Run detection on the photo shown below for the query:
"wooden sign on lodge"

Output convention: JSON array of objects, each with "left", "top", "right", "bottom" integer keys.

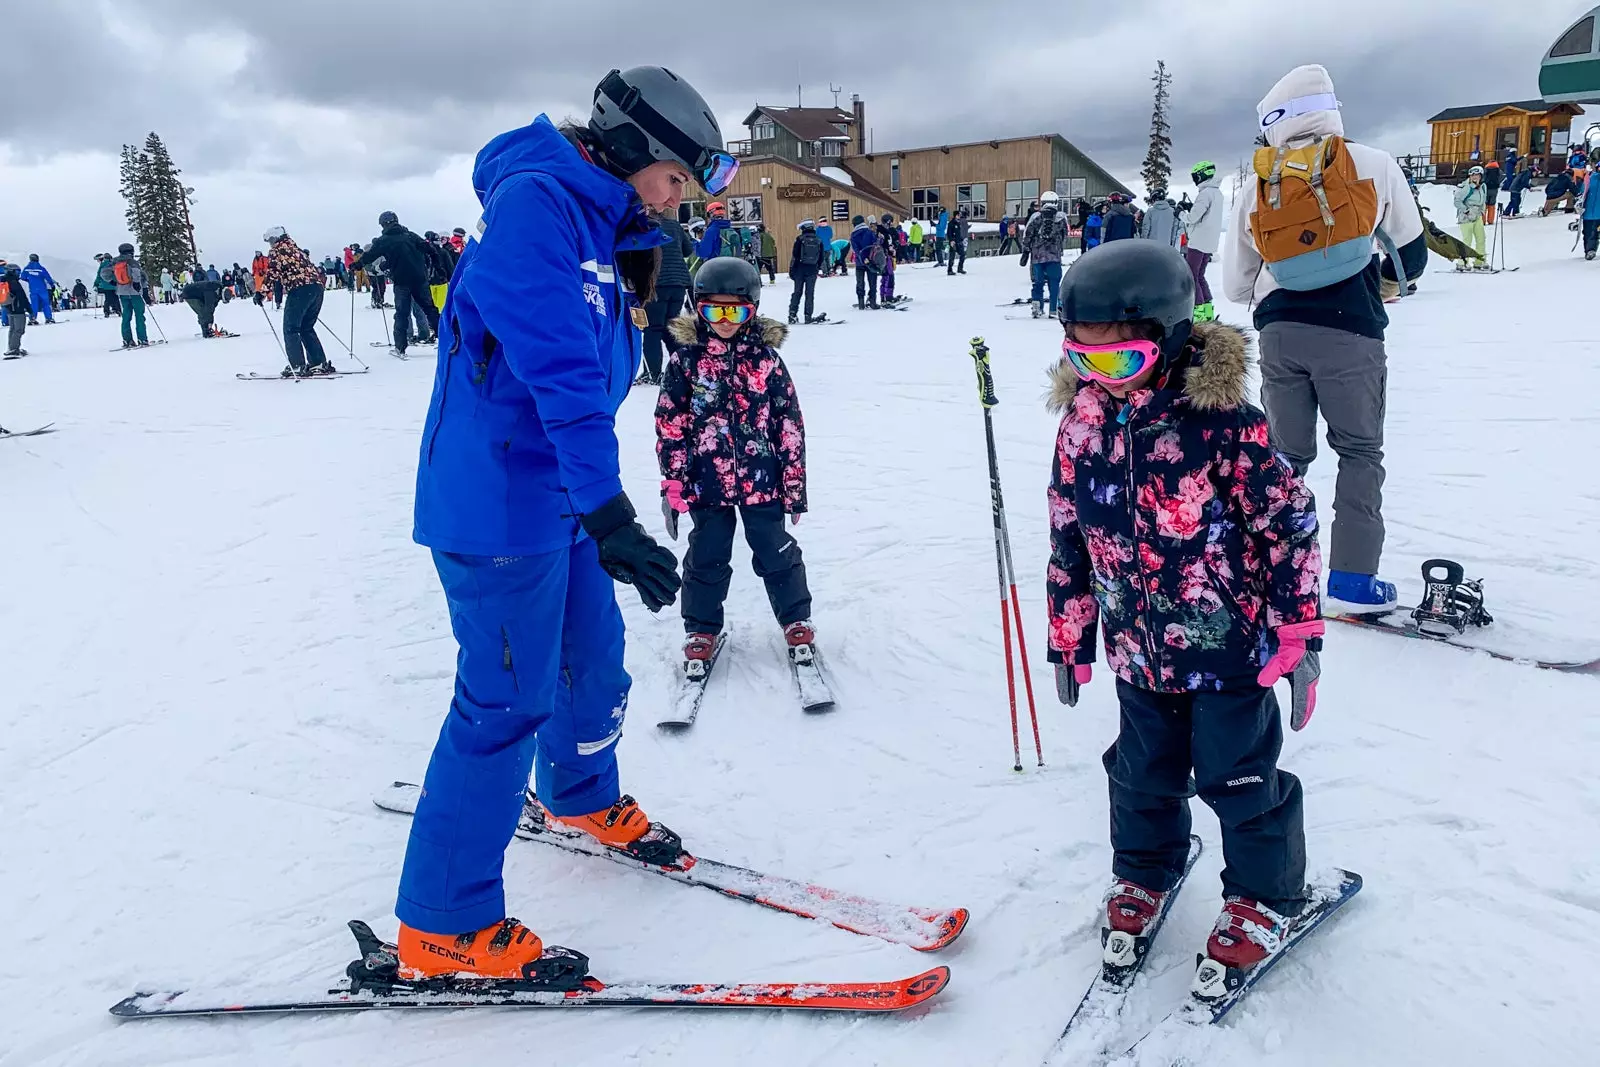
[{"left": 778, "top": 183, "right": 830, "bottom": 201}]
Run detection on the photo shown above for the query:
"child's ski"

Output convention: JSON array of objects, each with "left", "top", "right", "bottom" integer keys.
[
  {"left": 789, "top": 640, "right": 835, "bottom": 713},
  {"left": 236, "top": 369, "right": 370, "bottom": 380},
  {"left": 1117, "top": 869, "right": 1362, "bottom": 1059},
  {"left": 111, "top": 921, "right": 950, "bottom": 1019},
  {"left": 372, "top": 783, "right": 967, "bottom": 951},
  {"left": 658, "top": 633, "right": 728, "bottom": 729},
  {"left": 0, "top": 423, "right": 56, "bottom": 440},
  {"left": 1041, "top": 836, "right": 1202, "bottom": 1066}
]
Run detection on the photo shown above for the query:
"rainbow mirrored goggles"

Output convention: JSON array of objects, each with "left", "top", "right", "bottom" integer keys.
[
  {"left": 1062, "top": 337, "right": 1162, "bottom": 386},
  {"left": 696, "top": 150, "right": 740, "bottom": 195},
  {"left": 696, "top": 301, "right": 756, "bottom": 325}
]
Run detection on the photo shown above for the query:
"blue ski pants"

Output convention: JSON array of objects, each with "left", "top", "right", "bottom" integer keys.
[
  {"left": 1029, "top": 261, "right": 1062, "bottom": 314},
  {"left": 397, "top": 540, "right": 630, "bottom": 934},
  {"left": 29, "top": 286, "right": 53, "bottom": 322}
]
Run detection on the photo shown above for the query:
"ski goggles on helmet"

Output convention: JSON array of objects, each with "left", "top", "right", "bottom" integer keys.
[
  {"left": 1062, "top": 337, "right": 1162, "bottom": 386},
  {"left": 696, "top": 150, "right": 740, "bottom": 195},
  {"left": 697, "top": 300, "right": 756, "bottom": 325},
  {"left": 596, "top": 70, "right": 739, "bottom": 195}
]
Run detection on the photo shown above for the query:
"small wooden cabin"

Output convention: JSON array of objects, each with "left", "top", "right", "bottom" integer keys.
[{"left": 1426, "top": 99, "right": 1585, "bottom": 180}]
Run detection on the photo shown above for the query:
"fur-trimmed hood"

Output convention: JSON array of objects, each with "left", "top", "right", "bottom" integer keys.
[
  {"left": 667, "top": 314, "right": 789, "bottom": 349},
  {"left": 1046, "top": 321, "right": 1250, "bottom": 415}
]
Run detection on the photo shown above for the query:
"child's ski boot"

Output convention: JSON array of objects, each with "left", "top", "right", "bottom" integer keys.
[
  {"left": 1412, "top": 558, "right": 1493, "bottom": 638},
  {"left": 1101, "top": 880, "right": 1170, "bottom": 970},
  {"left": 1191, "top": 896, "right": 1294, "bottom": 1003}
]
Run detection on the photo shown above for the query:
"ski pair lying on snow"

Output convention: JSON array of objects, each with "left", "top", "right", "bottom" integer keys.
[
  {"left": 1043, "top": 837, "right": 1361, "bottom": 1065},
  {"left": 373, "top": 782, "right": 962, "bottom": 951},
  {"left": 111, "top": 920, "right": 949, "bottom": 1018}
]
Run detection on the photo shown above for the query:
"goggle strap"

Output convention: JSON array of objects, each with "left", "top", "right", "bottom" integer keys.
[{"left": 598, "top": 70, "right": 720, "bottom": 180}]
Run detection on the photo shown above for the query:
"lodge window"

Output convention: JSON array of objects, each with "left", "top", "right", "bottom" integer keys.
[
  {"left": 911, "top": 186, "right": 941, "bottom": 221},
  {"left": 1056, "top": 177, "right": 1087, "bottom": 200},
  {"left": 820, "top": 141, "right": 842, "bottom": 157},
  {"left": 1552, "top": 16, "right": 1594, "bottom": 58},
  {"left": 890, "top": 158, "right": 901, "bottom": 193},
  {"left": 752, "top": 122, "right": 776, "bottom": 141},
  {"left": 1004, "top": 178, "right": 1040, "bottom": 218},
  {"left": 1532, "top": 125, "right": 1549, "bottom": 155},
  {"left": 956, "top": 183, "right": 987, "bottom": 218}
]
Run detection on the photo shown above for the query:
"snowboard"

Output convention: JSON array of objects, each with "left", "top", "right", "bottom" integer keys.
[{"left": 1327, "top": 608, "right": 1600, "bottom": 672}]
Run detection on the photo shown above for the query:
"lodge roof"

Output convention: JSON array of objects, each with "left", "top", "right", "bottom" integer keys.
[
  {"left": 1428, "top": 99, "right": 1585, "bottom": 122},
  {"left": 744, "top": 105, "right": 855, "bottom": 143}
]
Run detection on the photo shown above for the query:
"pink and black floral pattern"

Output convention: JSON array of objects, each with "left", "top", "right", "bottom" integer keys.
[
  {"left": 1045, "top": 322, "right": 1322, "bottom": 694},
  {"left": 656, "top": 315, "right": 807, "bottom": 513}
]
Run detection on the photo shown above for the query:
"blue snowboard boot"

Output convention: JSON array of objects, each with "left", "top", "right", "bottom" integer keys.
[{"left": 1325, "top": 570, "right": 1398, "bottom": 616}]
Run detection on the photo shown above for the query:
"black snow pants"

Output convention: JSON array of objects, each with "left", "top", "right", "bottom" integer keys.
[
  {"left": 681, "top": 503, "right": 811, "bottom": 635},
  {"left": 641, "top": 284, "right": 685, "bottom": 382},
  {"left": 788, "top": 270, "right": 817, "bottom": 321},
  {"left": 1105, "top": 679, "right": 1306, "bottom": 914},
  {"left": 854, "top": 263, "right": 880, "bottom": 308},
  {"left": 393, "top": 285, "right": 439, "bottom": 353}
]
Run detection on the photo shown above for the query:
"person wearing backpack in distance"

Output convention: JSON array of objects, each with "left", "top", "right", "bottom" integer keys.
[
  {"left": 787, "top": 218, "right": 826, "bottom": 324},
  {"left": 1, "top": 263, "right": 30, "bottom": 356},
  {"left": 1225, "top": 64, "right": 1426, "bottom": 613},
  {"left": 102, "top": 243, "right": 151, "bottom": 348},
  {"left": 849, "top": 214, "right": 881, "bottom": 308},
  {"left": 1046, "top": 239, "right": 1325, "bottom": 1005},
  {"left": 655, "top": 256, "right": 814, "bottom": 683}
]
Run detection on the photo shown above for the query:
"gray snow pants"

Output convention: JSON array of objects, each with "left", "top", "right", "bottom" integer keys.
[{"left": 1258, "top": 321, "right": 1386, "bottom": 574}]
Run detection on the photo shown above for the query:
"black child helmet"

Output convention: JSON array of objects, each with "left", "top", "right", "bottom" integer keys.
[
  {"left": 693, "top": 255, "right": 762, "bottom": 306},
  {"left": 1058, "top": 240, "right": 1196, "bottom": 366}
]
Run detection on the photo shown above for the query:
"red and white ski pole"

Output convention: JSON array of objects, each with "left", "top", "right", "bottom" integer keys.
[{"left": 970, "top": 337, "right": 1043, "bottom": 772}]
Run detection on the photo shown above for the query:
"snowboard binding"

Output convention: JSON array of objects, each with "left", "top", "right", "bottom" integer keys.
[{"left": 1411, "top": 559, "right": 1493, "bottom": 639}]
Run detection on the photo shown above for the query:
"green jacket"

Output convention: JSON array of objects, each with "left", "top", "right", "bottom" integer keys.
[
  {"left": 759, "top": 229, "right": 777, "bottom": 258},
  {"left": 909, "top": 221, "right": 924, "bottom": 244}
]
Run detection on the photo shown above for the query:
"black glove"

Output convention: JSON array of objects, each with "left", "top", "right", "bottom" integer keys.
[
  {"left": 580, "top": 492, "right": 681, "bottom": 612},
  {"left": 253, "top": 292, "right": 265, "bottom": 306},
  {"left": 1020, "top": 251, "right": 1030, "bottom": 268}
]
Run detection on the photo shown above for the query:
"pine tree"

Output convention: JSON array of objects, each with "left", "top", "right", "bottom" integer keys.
[
  {"left": 115, "top": 133, "right": 198, "bottom": 282},
  {"left": 1141, "top": 61, "right": 1174, "bottom": 201}
]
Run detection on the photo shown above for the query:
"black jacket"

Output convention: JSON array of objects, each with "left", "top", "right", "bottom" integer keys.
[
  {"left": 948, "top": 216, "right": 970, "bottom": 247},
  {"left": 654, "top": 213, "right": 693, "bottom": 290},
  {"left": 428, "top": 241, "right": 456, "bottom": 285},
  {"left": 790, "top": 229, "right": 824, "bottom": 277},
  {"left": 2, "top": 268, "right": 28, "bottom": 313},
  {"left": 182, "top": 278, "right": 223, "bottom": 302},
  {"left": 351, "top": 224, "right": 435, "bottom": 290}
]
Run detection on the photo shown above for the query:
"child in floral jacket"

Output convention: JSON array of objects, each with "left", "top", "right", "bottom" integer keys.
[
  {"left": 655, "top": 257, "right": 814, "bottom": 669},
  {"left": 1045, "top": 241, "right": 1325, "bottom": 997}
]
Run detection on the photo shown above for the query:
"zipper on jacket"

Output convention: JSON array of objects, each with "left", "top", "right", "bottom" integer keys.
[{"left": 1122, "top": 414, "right": 1163, "bottom": 682}]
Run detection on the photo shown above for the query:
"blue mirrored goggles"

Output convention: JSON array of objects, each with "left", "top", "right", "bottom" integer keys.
[{"left": 697, "top": 151, "right": 739, "bottom": 195}]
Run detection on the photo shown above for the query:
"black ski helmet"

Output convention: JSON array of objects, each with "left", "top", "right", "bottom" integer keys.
[
  {"left": 1058, "top": 240, "right": 1196, "bottom": 364},
  {"left": 588, "top": 66, "right": 727, "bottom": 184},
  {"left": 692, "top": 255, "right": 762, "bottom": 305},
  {"left": 118, "top": 242, "right": 135, "bottom": 255},
  {"left": 378, "top": 211, "right": 399, "bottom": 228},
  {"left": 28, "top": 253, "right": 39, "bottom": 262}
]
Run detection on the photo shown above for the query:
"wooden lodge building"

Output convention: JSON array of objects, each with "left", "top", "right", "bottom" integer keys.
[
  {"left": 1423, "top": 99, "right": 1586, "bottom": 182},
  {"left": 689, "top": 95, "right": 1131, "bottom": 241}
]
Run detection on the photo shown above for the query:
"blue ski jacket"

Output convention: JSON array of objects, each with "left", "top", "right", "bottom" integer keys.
[
  {"left": 20, "top": 261, "right": 55, "bottom": 292},
  {"left": 695, "top": 217, "right": 731, "bottom": 261},
  {"left": 412, "top": 115, "right": 668, "bottom": 555}
]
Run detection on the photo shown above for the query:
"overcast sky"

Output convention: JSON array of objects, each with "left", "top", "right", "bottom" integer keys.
[{"left": 5, "top": 0, "right": 1591, "bottom": 263}]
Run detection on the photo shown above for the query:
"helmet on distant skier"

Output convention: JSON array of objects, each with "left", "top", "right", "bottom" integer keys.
[
  {"left": 263, "top": 226, "right": 287, "bottom": 244},
  {"left": 798, "top": 218, "right": 816, "bottom": 230},
  {"left": 588, "top": 66, "right": 735, "bottom": 193},
  {"left": 28, "top": 253, "right": 39, "bottom": 262},
  {"left": 378, "top": 211, "right": 399, "bottom": 228},
  {"left": 1040, "top": 190, "right": 1060, "bottom": 205},
  {"left": 881, "top": 212, "right": 894, "bottom": 224},
  {"left": 1469, "top": 165, "right": 1485, "bottom": 177},
  {"left": 1058, "top": 240, "right": 1196, "bottom": 367},
  {"left": 118, "top": 242, "right": 135, "bottom": 255},
  {"left": 706, "top": 201, "right": 727, "bottom": 219},
  {"left": 693, "top": 255, "right": 762, "bottom": 305}
]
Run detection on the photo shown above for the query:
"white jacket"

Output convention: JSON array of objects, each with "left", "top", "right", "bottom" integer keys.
[
  {"left": 1224, "top": 64, "right": 1424, "bottom": 307},
  {"left": 1184, "top": 175, "right": 1225, "bottom": 255}
]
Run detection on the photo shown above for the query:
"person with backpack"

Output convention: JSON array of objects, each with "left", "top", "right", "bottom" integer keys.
[
  {"left": 101, "top": 244, "right": 151, "bottom": 348},
  {"left": 695, "top": 201, "right": 732, "bottom": 260},
  {"left": 256, "top": 226, "right": 333, "bottom": 376},
  {"left": 424, "top": 231, "right": 455, "bottom": 310},
  {"left": 1454, "top": 167, "right": 1489, "bottom": 263},
  {"left": 787, "top": 218, "right": 826, "bottom": 323},
  {"left": 1482, "top": 160, "right": 1503, "bottom": 225},
  {"left": 1020, "top": 190, "right": 1068, "bottom": 317},
  {"left": 1, "top": 263, "right": 29, "bottom": 356},
  {"left": 656, "top": 256, "right": 815, "bottom": 685},
  {"left": 849, "top": 214, "right": 882, "bottom": 309},
  {"left": 1046, "top": 239, "right": 1325, "bottom": 1005},
  {"left": 91, "top": 253, "right": 120, "bottom": 318},
  {"left": 21, "top": 255, "right": 56, "bottom": 325},
  {"left": 1101, "top": 193, "right": 1138, "bottom": 242},
  {"left": 638, "top": 206, "right": 694, "bottom": 385},
  {"left": 1224, "top": 64, "right": 1427, "bottom": 613},
  {"left": 946, "top": 208, "right": 970, "bottom": 275},
  {"left": 351, "top": 211, "right": 440, "bottom": 354},
  {"left": 1183, "top": 162, "right": 1225, "bottom": 322}
]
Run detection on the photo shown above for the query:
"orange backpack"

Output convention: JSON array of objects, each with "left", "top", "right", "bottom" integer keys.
[
  {"left": 113, "top": 260, "right": 134, "bottom": 286},
  {"left": 0, "top": 280, "right": 9, "bottom": 303},
  {"left": 1250, "top": 136, "right": 1384, "bottom": 290}
]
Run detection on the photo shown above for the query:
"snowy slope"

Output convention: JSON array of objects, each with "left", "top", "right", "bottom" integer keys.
[{"left": 3, "top": 218, "right": 1598, "bottom": 1067}]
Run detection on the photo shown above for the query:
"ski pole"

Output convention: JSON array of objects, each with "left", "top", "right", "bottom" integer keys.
[
  {"left": 145, "top": 302, "right": 168, "bottom": 343},
  {"left": 969, "top": 337, "right": 1044, "bottom": 771},
  {"left": 258, "top": 301, "right": 286, "bottom": 359},
  {"left": 318, "top": 315, "right": 369, "bottom": 369}
]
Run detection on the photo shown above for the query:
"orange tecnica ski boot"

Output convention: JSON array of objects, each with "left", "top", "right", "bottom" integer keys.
[
  {"left": 395, "top": 918, "right": 587, "bottom": 987},
  {"left": 542, "top": 794, "right": 686, "bottom": 866}
]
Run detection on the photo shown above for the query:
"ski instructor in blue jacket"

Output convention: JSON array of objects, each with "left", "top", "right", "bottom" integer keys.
[{"left": 396, "top": 65, "right": 737, "bottom": 983}]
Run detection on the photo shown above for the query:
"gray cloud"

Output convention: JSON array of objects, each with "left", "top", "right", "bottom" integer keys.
[{"left": 6, "top": 0, "right": 1591, "bottom": 188}]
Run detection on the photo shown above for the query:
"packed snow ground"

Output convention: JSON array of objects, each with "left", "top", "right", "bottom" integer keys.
[{"left": 4, "top": 187, "right": 1599, "bottom": 1066}]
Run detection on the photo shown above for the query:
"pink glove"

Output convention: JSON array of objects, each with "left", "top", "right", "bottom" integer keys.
[
  {"left": 661, "top": 479, "right": 688, "bottom": 513},
  {"left": 1258, "top": 620, "right": 1324, "bottom": 731},
  {"left": 1056, "top": 663, "right": 1093, "bottom": 707}
]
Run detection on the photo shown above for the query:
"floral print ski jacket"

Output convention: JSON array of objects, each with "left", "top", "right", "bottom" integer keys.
[
  {"left": 1046, "top": 322, "right": 1322, "bottom": 694},
  {"left": 265, "top": 236, "right": 324, "bottom": 292},
  {"left": 656, "top": 315, "right": 807, "bottom": 513}
]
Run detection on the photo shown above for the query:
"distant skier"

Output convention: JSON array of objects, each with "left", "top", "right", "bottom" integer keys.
[
  {"left": 350, "top": 212, "right": 440, "bottom": 355},
  {"left": 876, "top": 213, "right": 900, "bottom": 305},
  {"left": 695, "top": 201, "right": 732, "bottom": 260},
  {"left": 637, "top": 207, "right": 693, "bottom": 386},
  {"left": 1454, "top": 167, "right": 1489, "bottom": 263},
  {"left": 1183, "top": 162, "right": 1224, "bottom": 321},
  {"left": 1, "top": 262, "right": 29, "bottom": 355},
  {"left": 1579, "top": 163, "right": 1600, "bottom": 260},
  {"left": 1082, "top": 202, "right": 1104, "bottom": 250},
  {"left": 1020, "top": 190, "right": 1068, "bottom": 316},
  {"left": 70, "top": 278, "right": 88, "bottom": 310},
  {"left": 21, "top": 254, "right": 56, "bottom": 324},
  {"left": 1101, "top": 193, "right": 1138, "bottom": 242},
  {"left": 934, "top": 206, "right": 949, "bottom": 266},
  {"left": 1138, "top": 196, "right": 1181, "bottom": 246},
  {"left": 182, "top": 270, "right": 226, "bottom": 337},
  {"left": 945, "top": 208, "right": 970, "bottom": 275},
  {"left": 1483, "top": 160, "right": 1503, "bottom": 224},
  {"left": 786, "top": 218, "right": 825, "bottom": 324},
  {"left": 1225, "top": 63, "right": 1426, "bottom": 611},
  {"left": 101, "top": 244, "right": 150, "bottom": 348},
  {"left": 755, "top": 223, "right": 778, "bottom": 283},
  {"left": 255, "top": 227, "right": 333, "bottom": 376},
  {"left": 1046, "top": 239, "right": 1324, "bottom": 1000},
  {"left": 849, "top": 214, "right": 882, "bottom": 308},
  {"left": 655, "top": 257, "right": 814, "bottom": 682}
]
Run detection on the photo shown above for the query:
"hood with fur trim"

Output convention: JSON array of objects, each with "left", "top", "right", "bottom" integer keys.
[
  {"left": 1047, "top": 321, "right": 1250, "bottom": 415},
  {"left": 667, "top": 314, "right": 789, "bottom": 349}
]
